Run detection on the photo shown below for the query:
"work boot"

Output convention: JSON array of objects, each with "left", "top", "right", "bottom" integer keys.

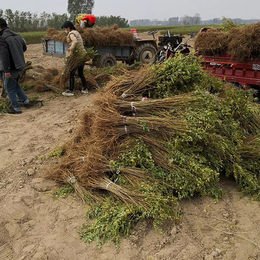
[
  {"left": 7, "top": 108, "right": 22, "bottom": 114},
  {"left": 23, "top": 101, "right": 33, "bottom": 108},
  {"left": 22, "top": 98, "right": 33, "bottom": 108}
]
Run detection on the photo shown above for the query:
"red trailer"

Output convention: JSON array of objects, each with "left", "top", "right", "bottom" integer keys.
[{"left": 201, "top": 52, "right": 260, "bottom": 90}]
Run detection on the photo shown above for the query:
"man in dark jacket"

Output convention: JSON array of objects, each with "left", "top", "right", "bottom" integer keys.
[{"left": 0, "top": 18, "right": 31, "bottom": 114}]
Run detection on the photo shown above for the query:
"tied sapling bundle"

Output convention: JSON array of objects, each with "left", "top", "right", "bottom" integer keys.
[
  {"left": 194, "top": 28, "right": 229, "bottom": 56},
  {"left": 45, "top": 25, "right": 135, "bottom": 47},
  {"left": 48, "top": 52, "right": 260, "bottom": 248},
  {"left": 60, "top": 46, "right": 97, "bottom": 88},
  {"left": 194, "top": 20, "right": 260, "bottom": 61},
  {"left": 115, "top": 93, "right": 197, "bottom": 117}
]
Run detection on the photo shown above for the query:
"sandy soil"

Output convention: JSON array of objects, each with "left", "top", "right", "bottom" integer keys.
[{"left": 0, "top": 43, "right": 260, "bottom": 260}]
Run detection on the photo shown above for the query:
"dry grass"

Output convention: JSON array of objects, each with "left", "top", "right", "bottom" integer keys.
[
  {"left": 228, "top": 23, "right": 260, "bottom": 61},
  {"left": 115, "top": 93, "right": 197, "bottom": 116},
  {"left": 103, "top": 65, "right": 156, "bottom": 97},
  {"left": 47, "top": 85, "right": 192, "bottom": 204},
  {"left": 194, "top": 28, "right": 229, "bottom": 56},
  {"left": 195, "top": 23, "right": 260, "bottom": 60}
]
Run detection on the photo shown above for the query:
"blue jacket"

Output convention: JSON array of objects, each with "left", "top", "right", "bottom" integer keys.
[{"left": 0, "top": 27, "right": 27, "bottom": 72}]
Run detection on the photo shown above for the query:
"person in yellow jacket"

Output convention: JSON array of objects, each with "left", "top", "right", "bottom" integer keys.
[
  {"left": 61, "top": 21, "right": 88, "bottom": 96},
  {"left": 75, "top": 14, "right": 96, "bottom": 28}
]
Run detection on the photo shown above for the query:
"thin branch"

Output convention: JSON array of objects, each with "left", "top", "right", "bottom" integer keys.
[{"left": 206, "top": 224, "right": 260, "bottom": 250}]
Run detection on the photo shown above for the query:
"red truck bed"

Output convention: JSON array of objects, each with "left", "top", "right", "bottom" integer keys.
[{"left": 201, "top": 52, "right": 260, "bottom": 89}]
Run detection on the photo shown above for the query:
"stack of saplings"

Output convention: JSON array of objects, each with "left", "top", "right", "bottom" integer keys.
[
  {"left": 195, "top": 22, "right": 260, "bottom": 61},
  {"left": 48, "top": 53, "right": 260, "bottom": 248},
  {"left": 45, "top": 24, "right": 134, "bottom": 47}
]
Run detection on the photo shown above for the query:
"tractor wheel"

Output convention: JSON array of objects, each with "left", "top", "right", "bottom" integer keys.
[
  {"left": 135, "top": 43, "right": 157, "bottom": 64},
  {"left": 94, "top": 53, "right": 117, "bottom": 68}
]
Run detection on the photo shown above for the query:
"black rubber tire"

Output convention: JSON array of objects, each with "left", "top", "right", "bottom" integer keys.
[
  {"left": 94, "top": 53, "right": 117, "bottom": 67},
  {"left": 134, "top": 43, "right": 157, "bottom": 64}
]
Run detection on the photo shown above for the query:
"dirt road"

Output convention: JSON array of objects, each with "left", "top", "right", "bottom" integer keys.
[{"left": 0, "top": 44, "right": 260, "bottom": 260}]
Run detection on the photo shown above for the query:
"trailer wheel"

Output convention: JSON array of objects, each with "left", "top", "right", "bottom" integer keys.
[
  {"left": 135, "top": 43, "right": 157, "bottom": 64},
  {"left": 94, "top": 53, "right": 117, "bottom": 67}
]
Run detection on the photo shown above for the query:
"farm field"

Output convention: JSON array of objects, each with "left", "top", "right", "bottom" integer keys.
[{"left": 0, "top": 41, "right": 260, "bottom": 260}]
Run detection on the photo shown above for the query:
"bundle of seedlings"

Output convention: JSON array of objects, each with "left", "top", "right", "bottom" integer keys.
[
  {"left": 237, "top": 134, "right": 260, "bottom": 197},
  {"left": 49, "top": 106, "right": 147, "bottom": 204},
  {"left": 102, "top": 65, "right": 151, "bottom": 96},
  {"left": 228, "top": 22, "right": 260, "bottom": 61},
  {"left": 180, "top": 88, "right": 260, "bottom": 189},
  {"left": 49, "top": 90, "right": 192, "bottom": 204},
  {"left": 149, "top": 54, "right": 205, "bottom": 98},
  {"left": 45, "top": 25, "right": 135, "bottom": 47},
  {"left": 93, "top": 63, "right": 142, "bottom": 86},
  {"left": 115, "top": 115, "right": 189, "bottom": 140},
  {"left": 49, "top": 53, "right": 260, "bottom": 248},
  {"left": 33, "top": 68, "right": 61, "bottom": 92},
  {"left": 76, "top": 24, "right": 135, "bottom": 46},
  {"left": 44, "top": 28, "right": 67, "bottom": 43},
  {"left": 83, "top": 88, "right": 260, "bottom": 246},
  {"left": 104, "top": 54, "right": 206, "bottom": 99},
  {"left": 80, "top": 134, "right": 221, "bottom": 248},
  {"left": 35, "top": 67, "right": 102, "bottom": 92},
  {"left": 115, "top": 93, "right": 197, "bottom": 116},
  {"left": 194, "top": 28, "right": 229, "bottom": 56},
  {"left": 195, "top": 21, "right": 260, "bottom": 60},
  {"left": 60, "top": 46, "right": 96, "bottom": 87}
]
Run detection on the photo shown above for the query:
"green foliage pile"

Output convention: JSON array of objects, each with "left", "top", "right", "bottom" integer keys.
[
  {"left": 110, "top": 53, "right": 221, "bottom": 99},
  {"left": 150, "top": 54, "right": 204, "bottom": 98},
  {"left": 51, "top": 53, "right": 260, "bottom": 248}
]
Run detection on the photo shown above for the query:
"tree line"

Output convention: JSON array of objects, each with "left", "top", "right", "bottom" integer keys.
[{"left": 0, "top": 9, "right": 129, "bottom": 32}]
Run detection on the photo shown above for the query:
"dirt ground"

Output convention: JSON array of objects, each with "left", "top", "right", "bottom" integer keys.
[{"left": 0, "top": 42, "right": 260, "bottom": 260}]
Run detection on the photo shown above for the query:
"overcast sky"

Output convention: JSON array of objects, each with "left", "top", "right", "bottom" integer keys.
[{"left": 1, "top": 0, "right": 259, "bottom": 21}]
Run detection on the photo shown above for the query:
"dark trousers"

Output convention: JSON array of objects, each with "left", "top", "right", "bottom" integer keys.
[
  {"left": 69, "top": 64, "right": 87, "bottom": 91},
  {"left": 1, "top": 70, "right": 28, "bottom": 111}
]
